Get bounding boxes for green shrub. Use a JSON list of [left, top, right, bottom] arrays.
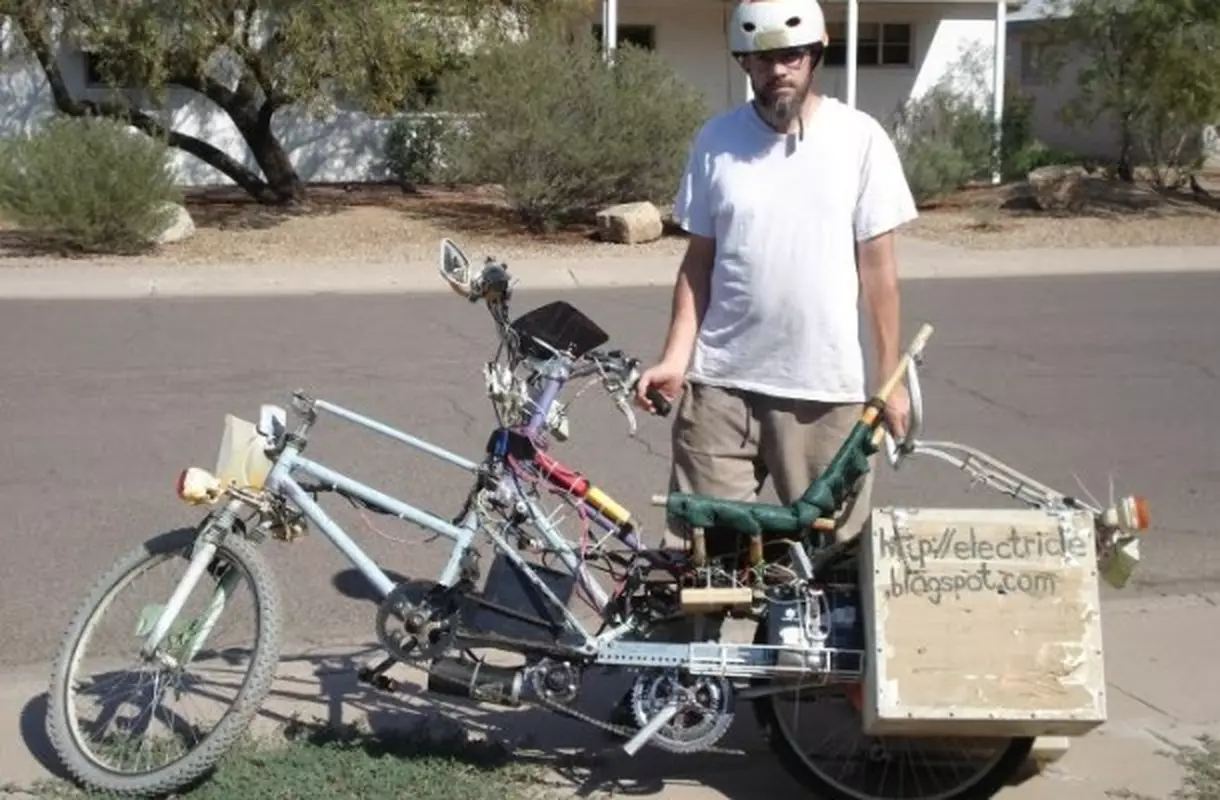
[[888, 83, 996, 204], [384, 114, 452, 189], [0, 115, 181, 253], [434, 22, 710, 232]]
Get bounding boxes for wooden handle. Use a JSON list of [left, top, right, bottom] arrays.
[[908, 323, 934, 357], [866, 323, 934, 426]]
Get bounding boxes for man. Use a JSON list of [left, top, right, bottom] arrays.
[[635, 0, 917, 548], [608, 0, 917, 736], [606, 0, 916, 738]]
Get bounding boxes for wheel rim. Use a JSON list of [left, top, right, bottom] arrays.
[[767, 683, 1018, 800], [62, 544, 263, 778]]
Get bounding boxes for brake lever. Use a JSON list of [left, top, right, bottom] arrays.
[[614, 393, 639, 437]]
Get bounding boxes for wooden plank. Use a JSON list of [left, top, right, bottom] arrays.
[[860, 506, 1107, 737]]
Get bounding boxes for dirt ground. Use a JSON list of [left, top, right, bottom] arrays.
[[2, 176, 1218, 265], [906, 177, 1220, 249]]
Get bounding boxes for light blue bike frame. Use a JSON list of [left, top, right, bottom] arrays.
[[141, 352, 642, 663]]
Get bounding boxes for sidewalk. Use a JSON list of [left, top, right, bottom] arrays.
[[2, 592, 1216, 799], [1, 239, 1219, 300]]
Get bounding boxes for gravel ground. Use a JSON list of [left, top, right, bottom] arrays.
[[905, 178, 1220, 249], [2, 179, 1218, 265]]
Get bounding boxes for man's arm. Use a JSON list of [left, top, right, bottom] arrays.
[[659, 234, 716, 368], [856, 230, 901, 384]]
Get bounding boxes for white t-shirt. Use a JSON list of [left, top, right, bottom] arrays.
[[672, 96, 918, 403]]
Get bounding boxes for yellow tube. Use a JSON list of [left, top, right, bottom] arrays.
[[585, 486, 631, 526]]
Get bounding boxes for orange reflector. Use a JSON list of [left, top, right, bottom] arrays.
[[1127, 495, 1151, 531]]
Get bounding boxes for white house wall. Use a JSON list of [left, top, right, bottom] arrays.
[[615, 0, 1006, 125], [1004, 25, 1121, 158]]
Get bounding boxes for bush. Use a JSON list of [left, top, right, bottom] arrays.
[[888, 83, 996, 204], [0, 115, 181, 253], [433, 22, 710, 232], [384, 114, 452, 189], [886, 47, 1086, 204]]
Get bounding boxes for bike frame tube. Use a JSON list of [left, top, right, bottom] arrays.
[[313, 397, 479, 473], [250, 393, 621, 649], [521, 363, 652, 554]]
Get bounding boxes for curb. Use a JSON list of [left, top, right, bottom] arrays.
[[1, 245, 1219, 300]]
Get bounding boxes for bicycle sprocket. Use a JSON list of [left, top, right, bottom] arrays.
[[374, 581, 459, 662]]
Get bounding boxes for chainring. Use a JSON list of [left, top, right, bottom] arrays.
[[628, 669, 736, 754], [374, 581, 460, 662]]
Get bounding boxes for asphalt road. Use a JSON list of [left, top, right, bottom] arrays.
[[2, 273, 1217, 670]]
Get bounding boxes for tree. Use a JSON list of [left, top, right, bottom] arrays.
[[0, 0, 585, 204], [1039, 0, 1220, 186]]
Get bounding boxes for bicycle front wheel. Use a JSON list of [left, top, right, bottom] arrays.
[[45, 523, 284, 796]]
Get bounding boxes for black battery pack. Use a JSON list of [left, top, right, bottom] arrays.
[[461, 553, 580, 647]]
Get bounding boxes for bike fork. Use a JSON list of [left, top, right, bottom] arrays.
[[139, 504, 242, 664]]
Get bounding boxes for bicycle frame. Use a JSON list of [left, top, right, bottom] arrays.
[[141, 352, 644, 663]]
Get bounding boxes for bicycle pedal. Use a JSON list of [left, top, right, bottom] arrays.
[[356, 654, 400, 692]]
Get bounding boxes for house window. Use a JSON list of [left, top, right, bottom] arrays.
[[591, 24, 657, 51], [824, 22, 913, 67]]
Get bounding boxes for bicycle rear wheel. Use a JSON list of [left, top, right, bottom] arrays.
[[751, 619, 1032, 800], [45, 523, 283, 796]]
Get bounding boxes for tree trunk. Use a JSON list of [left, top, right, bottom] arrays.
[[239, 120, 306, 205]]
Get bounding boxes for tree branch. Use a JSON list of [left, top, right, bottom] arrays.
[[11, 12, 274, 202]]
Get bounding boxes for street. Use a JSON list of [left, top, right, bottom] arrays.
[[2, 271, 1218, 672]]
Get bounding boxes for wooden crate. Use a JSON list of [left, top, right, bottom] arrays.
[[859, 506, 1107, 738]]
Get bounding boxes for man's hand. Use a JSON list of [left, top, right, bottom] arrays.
[[884, 382, 911, 441], [635, 359, 686, 413]]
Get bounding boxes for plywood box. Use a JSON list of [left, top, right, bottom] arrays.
[[860, 506, 1107, 738]]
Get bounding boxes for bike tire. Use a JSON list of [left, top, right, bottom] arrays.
[[45, 523, 284, 797], [750, 618, 1033, 800]]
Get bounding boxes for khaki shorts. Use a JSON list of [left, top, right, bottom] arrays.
[[660, 380, 874, 549]]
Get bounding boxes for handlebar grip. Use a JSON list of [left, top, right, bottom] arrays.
[[646, 387, 672, 417]]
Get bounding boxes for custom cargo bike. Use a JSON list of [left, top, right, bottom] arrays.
[[45, 239, 1151, 800]]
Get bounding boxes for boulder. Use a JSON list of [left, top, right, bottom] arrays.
[[1027, 165, 1088, 212], [153, 201, 196, 244], [596, 201, 663, 244]]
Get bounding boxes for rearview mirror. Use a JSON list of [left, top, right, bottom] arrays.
[[439, 238, 473, 297], [257, 404, 287, 442]]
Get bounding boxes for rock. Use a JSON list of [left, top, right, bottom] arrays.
[[153, 202, 196, 245], [1027, 165, 1088, 212], [596, 201, 663, 244]]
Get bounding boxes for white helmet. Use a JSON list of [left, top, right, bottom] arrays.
[[728, 0, 827, 56]]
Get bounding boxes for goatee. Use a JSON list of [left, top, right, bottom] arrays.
[[773, 96, 796, 124]]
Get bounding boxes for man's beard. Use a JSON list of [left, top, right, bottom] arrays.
[[756, 76, 812, 125]]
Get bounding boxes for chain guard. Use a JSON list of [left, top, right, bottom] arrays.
[[375, 582, 460, 662]]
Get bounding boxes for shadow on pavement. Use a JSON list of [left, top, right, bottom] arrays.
[[15, 565, 1045, 799]]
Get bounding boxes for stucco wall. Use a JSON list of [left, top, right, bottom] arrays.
[[1006, 21, 1220, 167]]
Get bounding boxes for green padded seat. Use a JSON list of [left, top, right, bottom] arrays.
[[660, 423, 879, 537]]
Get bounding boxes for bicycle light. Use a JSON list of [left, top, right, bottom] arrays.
[[177, 467, 222, 505], [1101, 495, 1151, 533]]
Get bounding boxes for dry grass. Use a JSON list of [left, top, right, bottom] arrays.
[[3, 175, 1219, 266]]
